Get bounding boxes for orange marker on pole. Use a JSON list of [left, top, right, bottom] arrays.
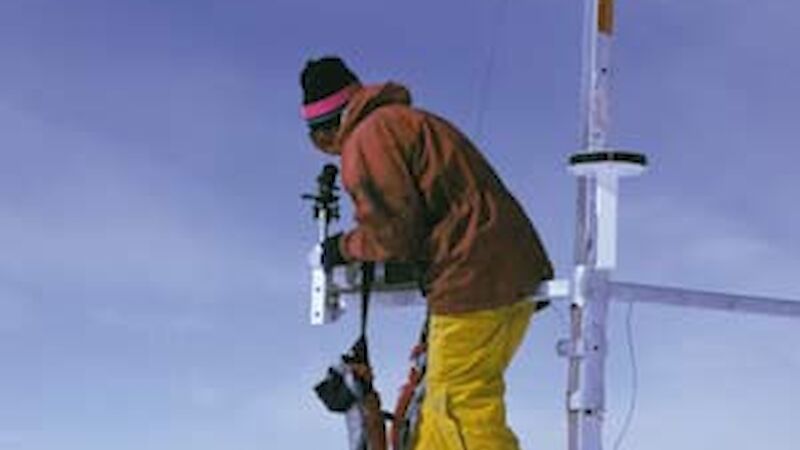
[[598, 0, 614, 35]]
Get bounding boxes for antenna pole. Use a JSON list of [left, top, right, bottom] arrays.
[[303, 164, 343, 325], [564, 2, 646, 449]]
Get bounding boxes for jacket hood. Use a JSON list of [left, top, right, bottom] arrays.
[[334, 83, 412, 151]]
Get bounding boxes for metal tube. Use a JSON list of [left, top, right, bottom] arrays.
[[568, 2, 615, 447], [611, 282, 800, 319]]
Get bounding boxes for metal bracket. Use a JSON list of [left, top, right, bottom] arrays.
[[557, 338, 587, 358]]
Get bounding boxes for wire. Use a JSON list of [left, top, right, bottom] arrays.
[[612, 299, 639, 450], [473, 0, 511, 146]]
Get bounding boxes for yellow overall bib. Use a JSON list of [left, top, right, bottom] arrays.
[[413, 299, 536, 450]]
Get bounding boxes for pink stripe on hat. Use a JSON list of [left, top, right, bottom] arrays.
[[302, 84, 360, 120]]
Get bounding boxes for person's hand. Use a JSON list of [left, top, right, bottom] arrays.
[[322, 232, 347, 272]]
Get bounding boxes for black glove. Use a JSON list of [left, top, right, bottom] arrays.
[[322, 233, 347, 272]]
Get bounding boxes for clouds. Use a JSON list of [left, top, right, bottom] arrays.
[[0, 432, 24, 449], [0, 1, 798, 449], [0, 279, 40, 333], [619, 193, 800, 300], [0, 99, 295, 304]]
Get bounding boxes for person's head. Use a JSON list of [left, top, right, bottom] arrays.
[[300, 56, 361, 155]]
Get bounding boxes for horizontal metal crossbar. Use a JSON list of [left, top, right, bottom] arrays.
[[333, 275, 800, 320], [334, 278, 573, 309], [610, 281, 800, 319]]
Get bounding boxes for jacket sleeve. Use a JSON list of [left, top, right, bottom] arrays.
[[339, 114, 426, 262]]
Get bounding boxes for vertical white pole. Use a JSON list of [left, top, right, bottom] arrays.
[[568, 187, 612, 450], [585, 0, 614, 152], [567, 266, 611, 450], [307, 165, 344, 325], [310, 209, 332, 325], [567, 1, 616, 450], [595, 171, 619, 269]]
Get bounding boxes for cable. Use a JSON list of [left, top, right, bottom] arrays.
[[612, 299, 639, 450], [473, 0, 511, 145]]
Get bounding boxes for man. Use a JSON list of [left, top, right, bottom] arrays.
[[301, 56, 553, 450]]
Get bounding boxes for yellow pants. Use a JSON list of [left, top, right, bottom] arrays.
[[413, 299, 536, 450]]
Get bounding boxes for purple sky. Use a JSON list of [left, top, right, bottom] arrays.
[[1, 1, 799, 449]]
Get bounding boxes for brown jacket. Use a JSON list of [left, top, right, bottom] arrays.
[[335, 83, 553, 315]]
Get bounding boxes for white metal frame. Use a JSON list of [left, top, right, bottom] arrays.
[[306, 1, 800, 449]]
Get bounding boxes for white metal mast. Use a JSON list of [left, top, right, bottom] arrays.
[[562, 2, 800, 450], [564, 1, 646, 449]]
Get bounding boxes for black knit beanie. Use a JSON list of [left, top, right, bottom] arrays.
[[300, 56, 361, 131]]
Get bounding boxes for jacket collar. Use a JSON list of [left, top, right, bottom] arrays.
[[333, 83, 412, 152]]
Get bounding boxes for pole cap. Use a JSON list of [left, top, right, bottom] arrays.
[[568, 151, 647, 177]]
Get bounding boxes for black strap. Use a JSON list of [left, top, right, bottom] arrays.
[[338, 262, 375, 394], [419, 310, 429, 346], [359, 262, 375, 355]]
